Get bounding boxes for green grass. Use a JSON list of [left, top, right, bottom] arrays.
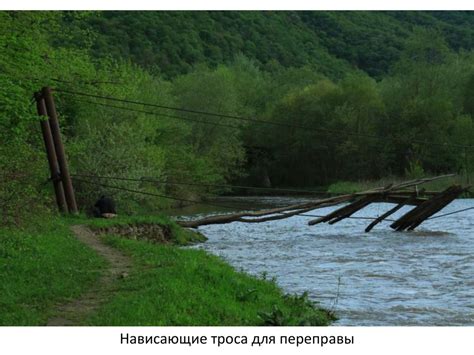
[[0, 217, 105, 325], [82, 214, 207, 245], [83, 214, 175, 229], [86, 235, 334, 326], [327, 174, 472, 197], [1, 214, 334, 326]]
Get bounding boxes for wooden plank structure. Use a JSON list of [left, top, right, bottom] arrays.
[[177, 174, 470, 232]]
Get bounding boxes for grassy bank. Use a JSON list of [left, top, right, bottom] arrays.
[[0, 217, 105, 325], [85, 233, 334, 326], [86, 215, 208, 245], [222, 175, 472, 199], [0, 214, 334, 326], [327, 174, 472, 197]]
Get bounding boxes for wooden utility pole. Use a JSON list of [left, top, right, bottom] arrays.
[[35, 93, 68, 213], [42, 87, 79, 214]]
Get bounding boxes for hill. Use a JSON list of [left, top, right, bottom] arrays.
[[1, 11, 473, 225], [81, 11, 474, 78]]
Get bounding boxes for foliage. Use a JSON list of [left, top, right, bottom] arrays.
[[405, 161, 425, 180], [258, 292, 335, 326], [0, 12, 247, 223], [326, 174, 470, 195], [327, 181, 361, 195], [1, 12, 473, 225], [258, 73, 386, 186], [81, 12, 474, 79]]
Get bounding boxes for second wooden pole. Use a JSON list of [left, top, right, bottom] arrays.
[[42, 86, 78, 214]]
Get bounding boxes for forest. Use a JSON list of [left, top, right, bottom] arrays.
[[1, 11, 473, 225]]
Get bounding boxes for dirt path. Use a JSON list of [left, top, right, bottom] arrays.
[[47, 225, 132, 326]]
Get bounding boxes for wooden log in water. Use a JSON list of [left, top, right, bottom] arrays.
[[390, 189, 450, 231], [372, 195, 427, 206], [237, 206, 319, 223], [390, 185, 466, 231], [177, 194, 355, 228], [307, 193, 427, 226], [389, 186, 456, 231], [365, 202, 407, 232], [406, 186, 468, 231], [327, 195, 377, 225], [307, 197, 368, 225], [364, 190, 425, 233], [177, 174, 460, 229]]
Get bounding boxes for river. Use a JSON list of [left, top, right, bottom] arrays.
[[179, 197, 474, 326]]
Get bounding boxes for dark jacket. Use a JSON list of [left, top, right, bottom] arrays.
[[94, 196, 116, 214]]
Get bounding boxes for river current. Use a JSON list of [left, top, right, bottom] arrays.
[[185, 197, 474, 326]]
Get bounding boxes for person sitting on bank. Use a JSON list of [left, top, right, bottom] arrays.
[[93, 195, 117, 218]]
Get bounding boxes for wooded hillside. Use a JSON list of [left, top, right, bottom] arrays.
[[1, 11, 473, 224], [82, 11, 474, 78]]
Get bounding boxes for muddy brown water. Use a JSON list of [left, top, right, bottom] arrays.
[[175, 197, 474, 326]]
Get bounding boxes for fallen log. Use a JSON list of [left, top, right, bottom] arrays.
[[390, 185, 468, 231], [308, 195, 375, 225], [364, 190, 425, 233], [329, 195, 378, 225], [372, 195, 427, 205], [178, 194, 354, 228], [176, 174, 465, 231], [390, 186, 456, 231]]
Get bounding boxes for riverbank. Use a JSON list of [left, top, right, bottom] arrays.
[[222, 175, 472, 198], [194, 197, 474, 325], [0, 217, 105, 325], [0, 215, 334, 326], [326, 175, 472, 197]]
